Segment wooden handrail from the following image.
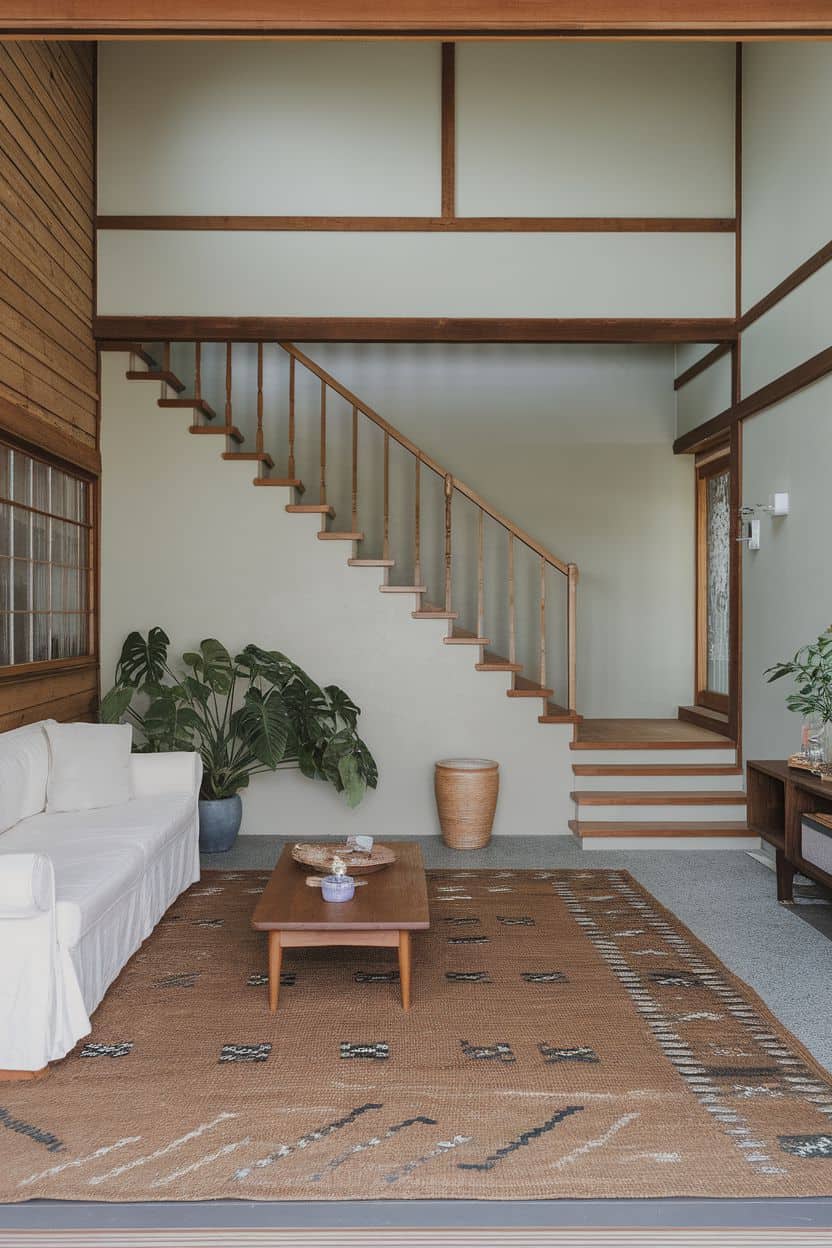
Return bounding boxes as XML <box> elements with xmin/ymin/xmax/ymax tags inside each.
<box><xmin>278</xmin><ymin>340</ymin><xmax>570</xmax><ymax>577</ymax></box>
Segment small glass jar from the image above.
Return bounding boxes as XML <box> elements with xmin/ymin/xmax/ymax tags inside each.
<box><xmin>321</xmin><ymin>874</ymin><xmax>355</xmax><ymax>903</ymax></box>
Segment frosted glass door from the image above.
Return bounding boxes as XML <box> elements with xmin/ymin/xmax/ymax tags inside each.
<box><xmin>703</xmin><ymin>467</ymin><xmax>730</xmax><ymax>698</ymax></box>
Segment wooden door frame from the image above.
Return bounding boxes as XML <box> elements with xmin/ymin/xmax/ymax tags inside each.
<box><xmin>694</xmin><ymin>439</ymin><xmax>739</xmax><ymax>737</ymax></box>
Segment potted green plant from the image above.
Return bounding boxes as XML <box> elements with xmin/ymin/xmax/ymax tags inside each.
<box><xmin>765</xmin><ymin>626</ymin><xmax>832</xmax><ymax>764</ymax></box>
<box><xmin>101</xmin><ymin>628</ymin><xmax>378</xmax><ymax>852</ymax></box>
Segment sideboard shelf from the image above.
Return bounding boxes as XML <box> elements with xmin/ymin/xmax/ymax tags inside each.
<box><xmin>747</xmin><ymin>759</ymin><xmax>832</xmax><ymax>902</ymax></box>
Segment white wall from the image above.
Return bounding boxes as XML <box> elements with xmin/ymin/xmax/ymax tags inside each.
<box><xmin>740</xmin><ymin>43</ymin><xmax>832</xmax><ymax>762</ymax></box>
<box><xmin>675</xmin><ymin>348</ymin><xmax>732</xmax><ymax>438</ymax></box>
<box><xmin>99</xmin><ymin>354</ymin><xmax>575</xmax><ymax>838</ymax></box>
<box><xmin>96</xmin><ymin>41</ymin><xmax>736</xmax><ymax>318</ymax></box>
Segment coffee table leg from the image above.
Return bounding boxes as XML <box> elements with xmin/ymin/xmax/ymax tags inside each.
<box><xmin>398</xmin><ymin>930</ymin><xmax>411</xmax><ymax>1012</ymax></box>
<box><xmin>268</xmin><ymin>931</ymin><xmax>283</xmax><ymax>1013</ymax></box>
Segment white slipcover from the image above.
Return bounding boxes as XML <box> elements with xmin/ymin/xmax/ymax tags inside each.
<box><xmin>0</xmin><ymin>730</ymin><xmax>202</xmax><ymax>1072</ymax></box>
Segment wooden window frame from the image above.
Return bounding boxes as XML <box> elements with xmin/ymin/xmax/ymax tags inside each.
<box><xmin>0</xmin><ymin>438</ymin><xmax>98</xmax><ymax>676</ymax></box>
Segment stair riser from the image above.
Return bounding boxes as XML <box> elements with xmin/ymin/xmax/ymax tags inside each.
<box><xmin>574</xmin><ymin>803</ymin><xmax>747</xmax><ymax>822</ymax></box>
<box><xmin>572</xmin><ymin>773</ymin><xmax>745</xmax><ymax>792</ymax></box>
<box><xmin>578</xmin><ymin>835</ymin><xmax>761</xmax><ymax>852</ymax></box>
<box><xmin>570</xmin><ymin>749</ymin><xmax>737</xmax><ymax>767</ymax></box>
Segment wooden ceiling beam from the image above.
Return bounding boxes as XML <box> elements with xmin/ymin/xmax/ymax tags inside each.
<box><xmin>2</xmin><ymin>1</ymin><xmax>832</xmax><ymax>36</ymax></box>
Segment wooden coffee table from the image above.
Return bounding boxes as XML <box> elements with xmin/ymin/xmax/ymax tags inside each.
<box><xmin>251</xmin><ymin>842</ymin><xmax>429</xmax><ymax>1012</ymax></box>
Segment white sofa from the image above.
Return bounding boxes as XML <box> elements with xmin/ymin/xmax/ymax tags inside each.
<box><xmin>0</xmin><ymin>720</ymin><xmax>202</xmax><ymax>1073</ymax></box>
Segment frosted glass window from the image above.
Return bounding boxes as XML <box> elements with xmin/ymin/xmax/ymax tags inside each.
<box><xmin>0</xmin><ymin>444</ymin><xmax>92</xmax><ymax>667</ymax></box>
<box><xmin>706</xmin><ymin>470</ymin><xmax>730</xmax><ymax>696</ymax></box>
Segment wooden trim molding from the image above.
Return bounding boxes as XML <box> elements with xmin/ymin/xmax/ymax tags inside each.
<box><xmin>673</xmin><ymin>341</ymin><xmax>832</xmax><ymax>454</ymax></box>
<box><xmin>673</xmin><ymin>341</ymin><xmax>733</xmax><ymax>390</ymax></box>
<box><xmin>95</xmin><ymin>214</ymin><xmax>737</xmax><ymax>233</ymax></box>
<box><xmin>440</xmin><ymin>42</ymin><xmax>455</xmax><ymax>219</ymax></box>
<box><xmin>2</xmin><ymin>1</ymin><xmax>832</xmax><ymax>35</ymax></box>
<box><xmin>0</xmin><ymin>393</ymin><xmax>100</xmax><ymax>475</ymax></box>
<box><xmin>95</xmin><ymin>316</ymin><xmax>737</xmax><ymax>345</ymax></box>
<box><xmin>740</xmin><ymin>237</ymin><xmax>832</xmax><ymax>329</ymax></box>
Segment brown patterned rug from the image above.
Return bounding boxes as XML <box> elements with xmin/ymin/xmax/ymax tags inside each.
<box><xmin>2</xmin><ymin>867</ymin><xmax>831</xmax><ymax>1202</ymax></box>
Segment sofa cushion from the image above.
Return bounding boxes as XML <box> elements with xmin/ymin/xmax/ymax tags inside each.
<box><xmin>45</xmin><ymin>722</ymin><xmax>133</xmax><ymax>813</ymax></box>
<box><xmin>0</xmin><ymin>721</ymin><xmax>54</xmax><ymax>834</ymax></box>
<box><xmin>0</xmin><ymin>794</ymin><xmax>195</xmax><ymax>946</ymax></box>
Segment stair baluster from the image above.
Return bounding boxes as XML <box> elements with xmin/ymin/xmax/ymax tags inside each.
<box><xmin>351</xmin><ymin>406</ymin><xmax>359</xmax><ymax>534</ymax></box>
<box><xmin>194</xmin><ymin>341</ymin><xmax>201</xmax><ymax>402</ymax></box>
<box><xmin>508</xmin><ymin>533</ymin><xmax>516</xmax><ymax>665</ymax></box>
<box><xmin>539</xmin><ymin>557</ymin><xmax>546</xmax><ymax>690</ymax></box>
<box><xmin>256</xmin><ymin>343</ymin><xmax>264</xmax><ymax>455</ymax></box>
<box><xmin>383</xmin><ymin>431</ymin><xmax>390</xmax><ymax>563</ymax></box>
<box><xmin>414</xmin><ymin>454</ymin><xmax>422</xmax><ymax>588</ymax></box>
<box><xmin>319</xmin><ymin>381</ymin><xmax>327</xmax><ymax>505</ymax></box>
<box><xmin>444</xmin><ymin>473</ymin><xmax>453</xmax><ymax>615</ymax></box>
<box><xmin>288</xmin><ymin>356</ymin><xmax>296</xmax><ymax>482</ymax></box>
<box><xmin>477</xmin><ymin>508</ymin><xmax>484</xmax><ymax>643</ymax></box>
<box><xmin>224</xmin><ymin>342</ymin><xmax>233</xmax><ymax>430</ymax></box>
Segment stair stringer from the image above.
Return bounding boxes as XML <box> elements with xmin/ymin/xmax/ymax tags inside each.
<box><xmin>100</xmin><ymin>354</ymin><xmax>574</xmax><ymax>840</ymax></box>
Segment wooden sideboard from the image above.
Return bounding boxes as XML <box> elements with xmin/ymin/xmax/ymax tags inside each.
<box><xmin>747</xmin><ymin>759</ymin><xmax>832</xmax><ymax>903</ymax></box>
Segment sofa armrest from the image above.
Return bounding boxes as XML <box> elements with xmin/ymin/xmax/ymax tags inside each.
<box><xmin>0</xmin><ymin>852</ymin><xmax>53</xmax><ymax>918</ymax></box>
<box><xmin>129</xmin><ymin>751</ymin><xmax>203</xmax><ymax>800</ymax></box>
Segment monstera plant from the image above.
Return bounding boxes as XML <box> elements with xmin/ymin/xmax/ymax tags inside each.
<box><xmin>101</xmin><ymin>628</ymin><xmax>378</xmax><ymax>850</ymax></box>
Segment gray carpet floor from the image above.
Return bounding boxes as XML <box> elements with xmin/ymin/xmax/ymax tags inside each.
<box><xmin>204</xmin><ymin>834</ymin><xmax>832</xmax><ymax>1073</ymax></box>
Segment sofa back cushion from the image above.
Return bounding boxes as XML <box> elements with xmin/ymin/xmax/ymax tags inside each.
<box><xmin>45</xmin><ymin>722</ymin><xmax>134</xmax><ymax>813</ymax></box>
<box><xmin>0</xmin><ymin>720</ymin><xmax>54</xmax><ymax>834</ymax></box>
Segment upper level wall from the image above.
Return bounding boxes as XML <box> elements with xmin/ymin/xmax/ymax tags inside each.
<box><xmin>96</xmin><ymin>41</ymin><xmax>736</xmax><ymax>319</ymax></box>
<box><xmin>740</xmin><ymin>43</ymin><xmax>832</xmax><ymax>764</ymax></box>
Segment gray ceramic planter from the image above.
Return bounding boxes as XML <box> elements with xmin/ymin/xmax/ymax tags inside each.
<box><xmin>198</xmin><ymin>795</ymin><xmax>243</xmax><ymax>854</ymax></box>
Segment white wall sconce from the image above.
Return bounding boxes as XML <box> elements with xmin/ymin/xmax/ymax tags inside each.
<box><xmin>738</xmin><ymin>492</ymin><xmax>789</xmax><ymax>550</ymax></box>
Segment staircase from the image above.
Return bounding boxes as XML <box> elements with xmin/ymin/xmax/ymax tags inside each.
<box><xmin>104</xmin><ymin>337</ymin><xmax>754</xmax><ymax>851</ymax></box>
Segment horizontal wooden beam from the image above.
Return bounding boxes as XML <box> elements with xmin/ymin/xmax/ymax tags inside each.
<box><xmin>95</xmin><ymin>316</ymin><xmax>737</xmax><ymax>345</ymax></box>
<box><xmin>0</xmin><ymin>393</ymin><xmax>100</xmax><ymax>475</ymax></box>
<box><xmin>673</xmin><ymin>340</ymin><xmax>733</xmax><ymax>390</ymax></box>
<box><xmin>673</xmin><ymin>342</ymin><xmax>832</xmax><ymax>453</ymax></box>
<box><xmin>740</xmin><ymin>237</ymin><xmax>832</xmax><ymax>330</ymax></box>
<box><xmin>96</xmin><ymin>215</ymin><xmax>736</xmax><ymax>233</ymax></box>
<box><xmin>2</xmin><ymin>1</ymin><xmax>832</xmax><ymax>35</ymax></box>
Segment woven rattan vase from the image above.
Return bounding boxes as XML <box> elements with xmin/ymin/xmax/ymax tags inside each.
<box><xmin>434</xmin><ymin>758</ymin><xmax>500</xmax><ymax>850</ymax></box>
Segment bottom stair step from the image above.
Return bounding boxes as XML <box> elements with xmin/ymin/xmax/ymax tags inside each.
<box><xmin>569</xmin><ymin>819</ymin><xmax>756</xmax><ymax>840</ymax></box>
<box><xmin>540</xmin><ymin>702</ymin><xmax>581</xmax><ymax>724</ymax></box>
<box><xmin>348</xmin><ymin>559</ymin><xmax>395</xmax><ymax>567</ymax></box>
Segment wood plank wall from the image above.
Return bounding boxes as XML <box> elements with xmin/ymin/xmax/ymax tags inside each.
<box><xmin>0</xmin><ymin>39</ymin><xmax>99</xmax><ymax>731</ymax></box>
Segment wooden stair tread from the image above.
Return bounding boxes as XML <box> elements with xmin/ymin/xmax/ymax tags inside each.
<box><xmin>445</xmin><ymin>635</ymin><xmax>490</xmax><ymax>645</ymax></box>
<box><xmin>678</xmin><ymin>705</ymin><xmax>733</xmax><ymax>738</ymax></box>
<box><xmin>348</xmin><ymin>559</ymin><xmax>395</xmax><ymax>567</ymax></box>
<box><xmin>159</xmin><ymin>398</ymin><xmax>216</xmax><ymax>419</ymax></box>
<box><xmin>127</xmin><ymin>369</ymin><xmax>185</xmax><ymax>393</ymax></box>
<box><xmin>223</xmin><ymin>451</ymin><xmax>275</xmax><ymax>468</ymax></box>
<box><xmin>569</xmin><ymin>819</ymin><xmax>755</xmax><ymax>839</ymax></box>
<box><xmin>572</xmin><ymin>763</ymin><xmax>743</xmax><ymax>776</ymax></box>
<box><xmin>189</xmin><ymin>424</ymin><xmax>244</xmax><ymax>444</ymax></box>
<box><xmin>508</xmin><ymin>675</ymin><xmax>553</xmax><ymax>698</ymax></box>
<box><xmin>572</xmin><ymin>719</ymin><xmax>736</xmax><ymax>751</ymax></box>
<box><xmin>380</xmin><ymin>585</ymin><xmax>427</xmax><ymax>594</ymax></box>
<box><xmin>317</xmin><ymin>531</ymin><xmax>364</xmax><ymax>541</ymax></box>
<box><xmin>413</xmin><ymin>608</ymin><xmax>458</xmax><ymax>619</ymax></box>
<box><xmin>102</xmin><ymin>341</ymin><xmax>157</xmax><ymax>368</ymax></box>
<box><xmin>287</xmin><ymin>503</ymin><xmax>335</xmax><ymax>516</ymax></box>
<box><xmin>476</xmin><ymin>650</ymin><xmax>523</xmax><ymax>673</ymax></box>
<box><xmin>539</xmin><ymin>702</ymin><xmax>582</xmax><ymax>724</ymax></box>
<box><xmin>253</xmin><ymin>478</ymin><xmax>305</xmax><ymax>494</ymax></box>
<box><xmin>571</xmin><ymin>789</ymin><xmax>747</xmax><ymax>805</ymax></box>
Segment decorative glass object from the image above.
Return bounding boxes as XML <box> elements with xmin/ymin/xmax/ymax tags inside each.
<box><xmin>321</xmin><ymin>874</ymin><xmax>355</xmax><ymax>902</ymax></box>
<box><xmin>802</xmin><ymin>715</ymin><xmax>825</xmax><ymax>771</ymax></box>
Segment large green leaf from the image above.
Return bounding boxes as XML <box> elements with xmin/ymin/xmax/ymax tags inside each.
<box><xmin>115</xmin><ymin>627</ymin><xmax>170</xmax><ymax>689</ymax></box>
<box><xmin>337</xmin><ymin>753</ymin><xmax>366</xmax><ymax>808</ymax></box>
<box><xmin>99</xmin><ymin>684</ymin><xmax>135</xmax><ymax>724</ymax></box>
<box><xmin>234</xmin><ymin>687</ymin><xmax>289</xmax><ymax>768</ymax></box>
<box><xmin>324</xmin><ymin>685</ymin><xmax>360</xmax><ymax>730</ymax></box>
<box><xmin>183</xmin><ymin>638</ymin><xmax>234</xmax><ymax>693</ymax></box>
